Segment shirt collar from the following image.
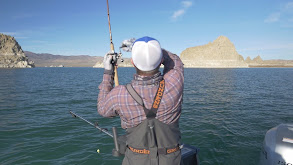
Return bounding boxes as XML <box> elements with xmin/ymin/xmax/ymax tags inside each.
<box><xmin>132</xmin><ymin>72</ymin><xmax>163</xmax><ymax>86</ymax></box>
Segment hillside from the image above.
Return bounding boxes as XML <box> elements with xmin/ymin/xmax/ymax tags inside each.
<box><xmin>25</xmin><ymin>51</ymin><xmax>133</xmax><ymax>67</ymax></box>
<box><xmin>0</xmin><ymin>33</ymin><xmax>34</xmax><ymax>68</ymax></box>
<box><xmin>25</xmin><ymin>51</ymin><xmax>104</xmax><ymax>67</ymax></box>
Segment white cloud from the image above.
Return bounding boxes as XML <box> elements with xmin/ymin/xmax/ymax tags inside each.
<box><xmin>264</xmin><ymin>12</ymin><xmax>281</xmax><ymax>23</ymax></box>
<box><xmin>285</xmin><ymin>2</ymin><xmax>293</xmax><ymax>11</ymax></box>
<box><xmin>171</xmin><ymin>1</ymin><xmax>193</xmax><ymax>21</ymax></box>
<box><xmin>265</xmin><ymin>2</ymin><xmax>293</xmax><ymax>26</ymax></box>
<box><xmin>182</xmin><ymin>1</ymin><xmax>193</xmax><ymax>8</ymax></box>
<box><xmin>172</xmin><ymin>10</ymin><xmax>185</xmax><ymax>20</ymax></box>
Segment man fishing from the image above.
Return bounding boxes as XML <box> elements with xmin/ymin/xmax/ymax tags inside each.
<box><xmin>98</xmin><ymin>36</ymin><xmax>184</xmax><ymax>165</ymax></box>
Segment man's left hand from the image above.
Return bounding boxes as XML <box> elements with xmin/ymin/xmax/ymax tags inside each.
<box><xmin>103</xmin><ymin>53</ymin><xmax>115</xmax><ymax>72</ymax></box>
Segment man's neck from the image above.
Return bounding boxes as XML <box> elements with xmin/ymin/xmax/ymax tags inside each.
<box><xmin>137</xmin><ymin>71</ymin><xmax>159</xmax><ymax>77</ymax></box>
<box><xmin>134</xmin><ymin>72</ymin><xmax>162</xmax><ymax>83</ymax></box>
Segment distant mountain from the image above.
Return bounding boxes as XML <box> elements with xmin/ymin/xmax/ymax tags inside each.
<box><xmin>245</xmin><ymin>55</ymin><xmax>293</xmax><ymax>67</ymax></box>
<box><xmin>24</xmin><ymin>51</ymin><xmax>103</xmax><ymax>67</ymax></box>
<box><xmin>25</xmin><ymin>51</ymin><xmax>133</xmax><ymax>67</ymax></box>
<box><xmin>0</xmin><ymin>33</ymin><xmax>34</xmax><ymax>68</ymax></box>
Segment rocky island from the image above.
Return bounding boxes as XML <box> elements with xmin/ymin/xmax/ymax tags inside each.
<box><xmin>180</xmin><ymin>36</ymin><xmax>248</xmax><ymax>68</ymax></box>
<box><xmin>180</xmin><ymin>36</ymin><xmax>293</xmax><ymax>68</ymax></box>
<box><xmin>0</xmin><ymin>33</ymin><xmax>34</xmax><ymax>68</ymax></box>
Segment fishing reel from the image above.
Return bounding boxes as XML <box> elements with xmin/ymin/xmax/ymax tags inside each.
<box><xmin>108</xmin><ymin>51</ymin><xmax>123</xmax><ymax>65</ymax></box>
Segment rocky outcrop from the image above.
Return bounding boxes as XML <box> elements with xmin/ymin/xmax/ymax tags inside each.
<box><xmin>245</xmin><ymin>56</ymin><xmax>252</xmax><ymax>63</ymax></box>
<box><xmin>180</xmin><ymin>36</ymin><xmax>248</xmax><ymax>68</ymax></box>
<box><xmin>0</xmin><ymin>33</ymin><xmax>34</xmax><ymax>68</ymax></box>
<box><xmin>246</xmin><ymin>55</ymin><xmax>263</xmax><ymax>66</ymax></box>
<box><xmin>253</xmin><ymin>55</ymin><xmax>263</xmax><ymax>64</ymax></box>
<box><xmin>246</xmin><ymin>55</ymin><xmax>293</xmax><ymax>67</ymax></box>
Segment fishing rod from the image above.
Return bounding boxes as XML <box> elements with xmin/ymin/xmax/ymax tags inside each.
<box><xmin>69</xmin><ymin>0</ymin><xmax>136</xmax><ymax>158</ymax></box>
<box><xmin>69</xmin><ymin>111</ymin><xmax>126</xmax><ymax>157</ymax></box>
<box><xmin>69</xmin><ymin>111</ymin><xmax>113</xmax><ymax>137</ymax></box>
<box><xmin>106</xmin><ymin>0</ymin><xmax>123</xmax><ymax>87</ymax></box>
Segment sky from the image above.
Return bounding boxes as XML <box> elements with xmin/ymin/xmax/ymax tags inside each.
<box><xmin>1</xmin><ymin>0</ymin><xmax>293</xmax><ymax>60</ymax></box>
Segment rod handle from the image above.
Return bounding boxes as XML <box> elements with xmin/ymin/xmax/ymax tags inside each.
<box><xmin>114</xmin><ymin>66</ymin><xmax>119</xmax><ymax>86</ymax></box>
<box><xmin>112</xmin><ymin>127</ymin><xmax>121</xmax><ymax>157</ymax></box>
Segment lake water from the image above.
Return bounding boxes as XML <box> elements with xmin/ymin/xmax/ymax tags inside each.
<box><xmin>0</xmin><ymin>67</ymin><xmax>292</xmax><ymax>165</ymax></box>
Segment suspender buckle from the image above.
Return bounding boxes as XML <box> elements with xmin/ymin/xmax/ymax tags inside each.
<box><xmin>158</xmin><ymin>145</ymin><xmax>180</xmax><ymax>155</ymax></box>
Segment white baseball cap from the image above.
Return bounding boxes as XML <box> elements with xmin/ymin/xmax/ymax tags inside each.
<box><xmin>132</xmin><ymin>36</ymin><xmax>163</xmax><ymax>71</ymax></box>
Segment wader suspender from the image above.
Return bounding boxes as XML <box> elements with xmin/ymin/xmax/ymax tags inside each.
<box><xmin>126</xmin><ymin>79</ymin><xmax>165</xmax><ymax>118</ymax></box>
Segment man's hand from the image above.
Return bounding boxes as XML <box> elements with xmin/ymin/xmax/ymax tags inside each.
<box><xmin>103</xmin><ymin>52</ymin><xmax>114</xmax><ymax>72</ymax></box>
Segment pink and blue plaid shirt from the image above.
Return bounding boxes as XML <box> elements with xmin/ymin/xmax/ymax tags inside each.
<box><xmin>97</xmin><ymin>49</ymin><xmax>184</xmax><ymax>129</ymax></box>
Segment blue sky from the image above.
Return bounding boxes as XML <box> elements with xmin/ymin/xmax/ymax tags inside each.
<box><xmin>1</xmin><ymin>0</ymin><xmax>293</xmax><ymax>60</ymax></box>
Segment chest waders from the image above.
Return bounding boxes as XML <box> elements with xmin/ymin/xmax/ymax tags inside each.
<box><xmin>122</xmin><ymin>79</ymin><xmax>182</xmax><ymax>165</ymax></box>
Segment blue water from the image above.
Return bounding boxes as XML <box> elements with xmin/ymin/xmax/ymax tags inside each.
<box><xmin>0</xmin><ymin>68</ymin><xmax>292</xmax><ymax>165</ymax></box>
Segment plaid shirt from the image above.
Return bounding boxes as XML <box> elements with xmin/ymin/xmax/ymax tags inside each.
<box><xmin>97</xmin><ymin>49</ymin><xmax>184</xmax><ymax>129</ymax></box>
